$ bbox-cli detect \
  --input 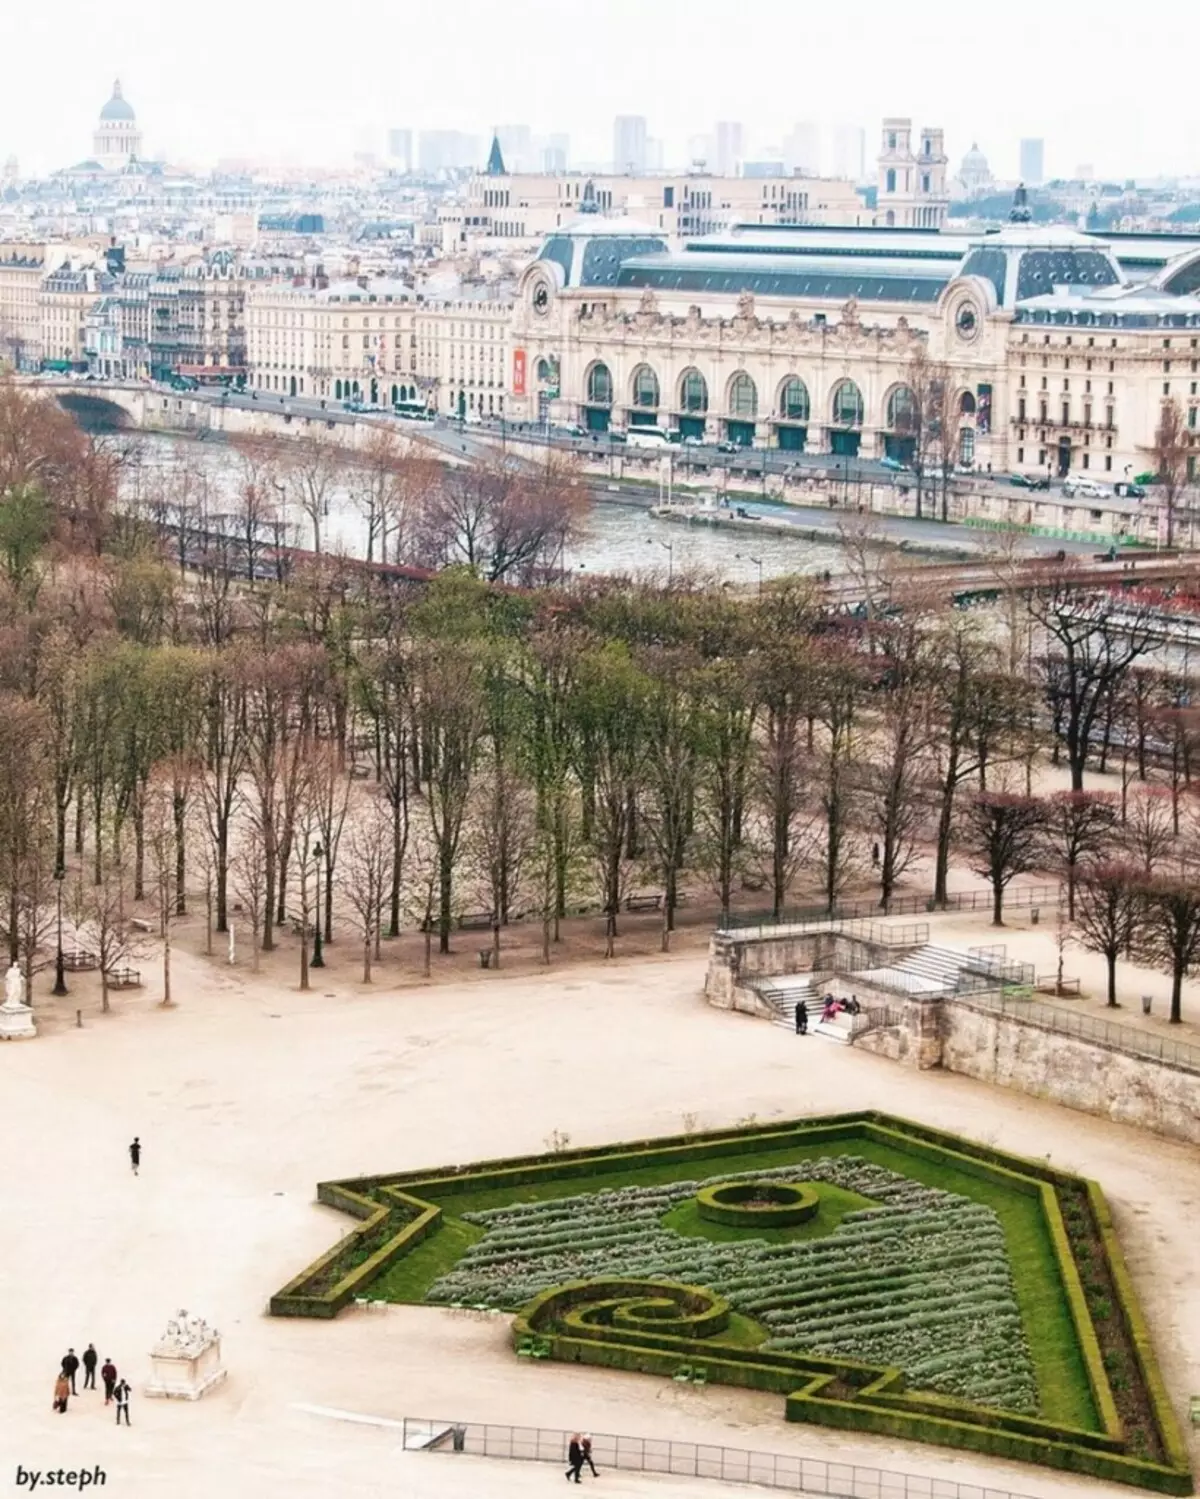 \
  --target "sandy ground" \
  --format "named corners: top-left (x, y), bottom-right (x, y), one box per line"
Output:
top-left (4, 929), bottom-right (1200, 1499)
